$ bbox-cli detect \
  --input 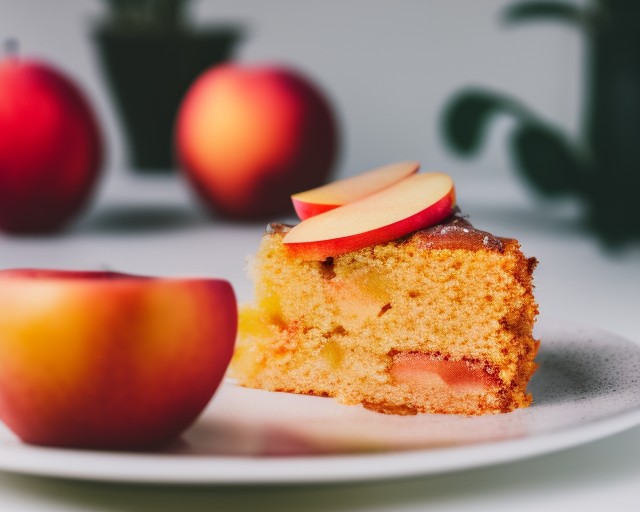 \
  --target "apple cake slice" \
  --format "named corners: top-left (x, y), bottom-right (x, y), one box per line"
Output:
top-left (230, 210), bottom-right (538, 415)
top-left (230, 165), bottom-right (538, 415)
